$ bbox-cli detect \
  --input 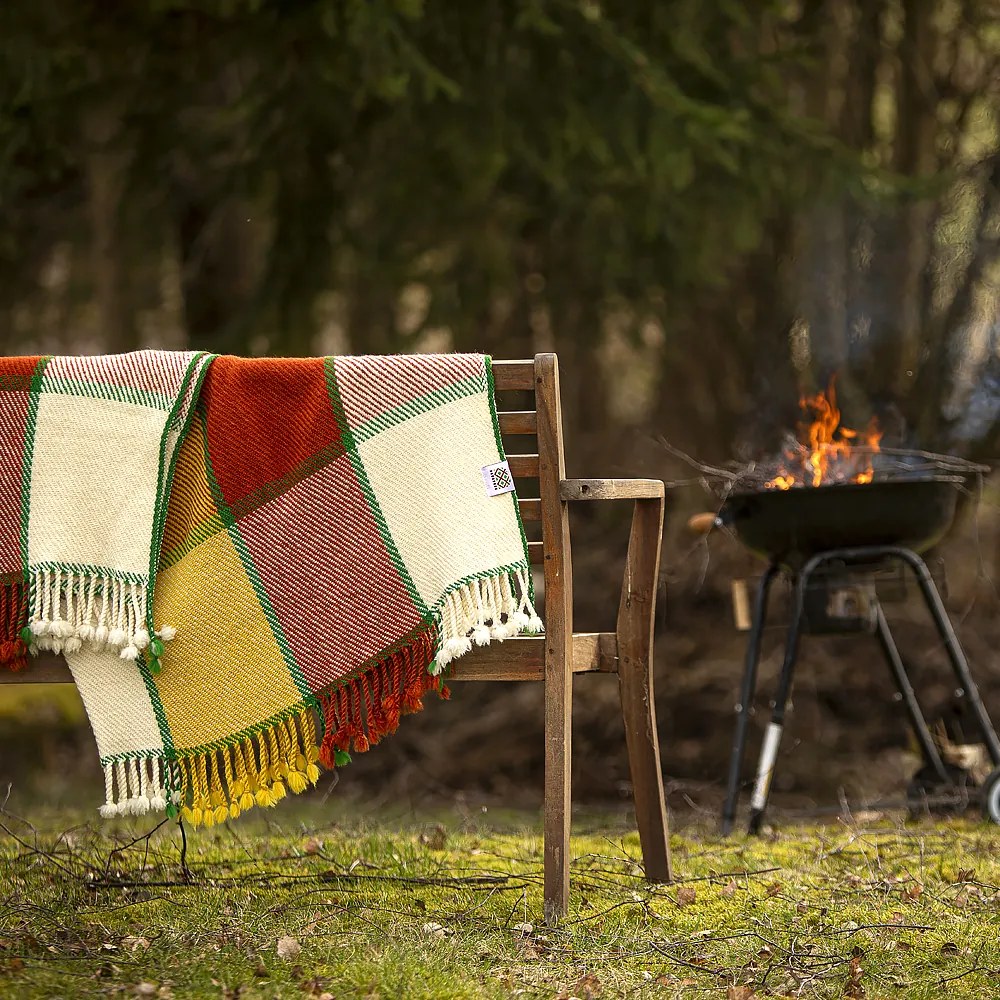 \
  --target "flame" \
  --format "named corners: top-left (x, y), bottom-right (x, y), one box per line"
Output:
top-left (766, 379), bottom-right (882, 489)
